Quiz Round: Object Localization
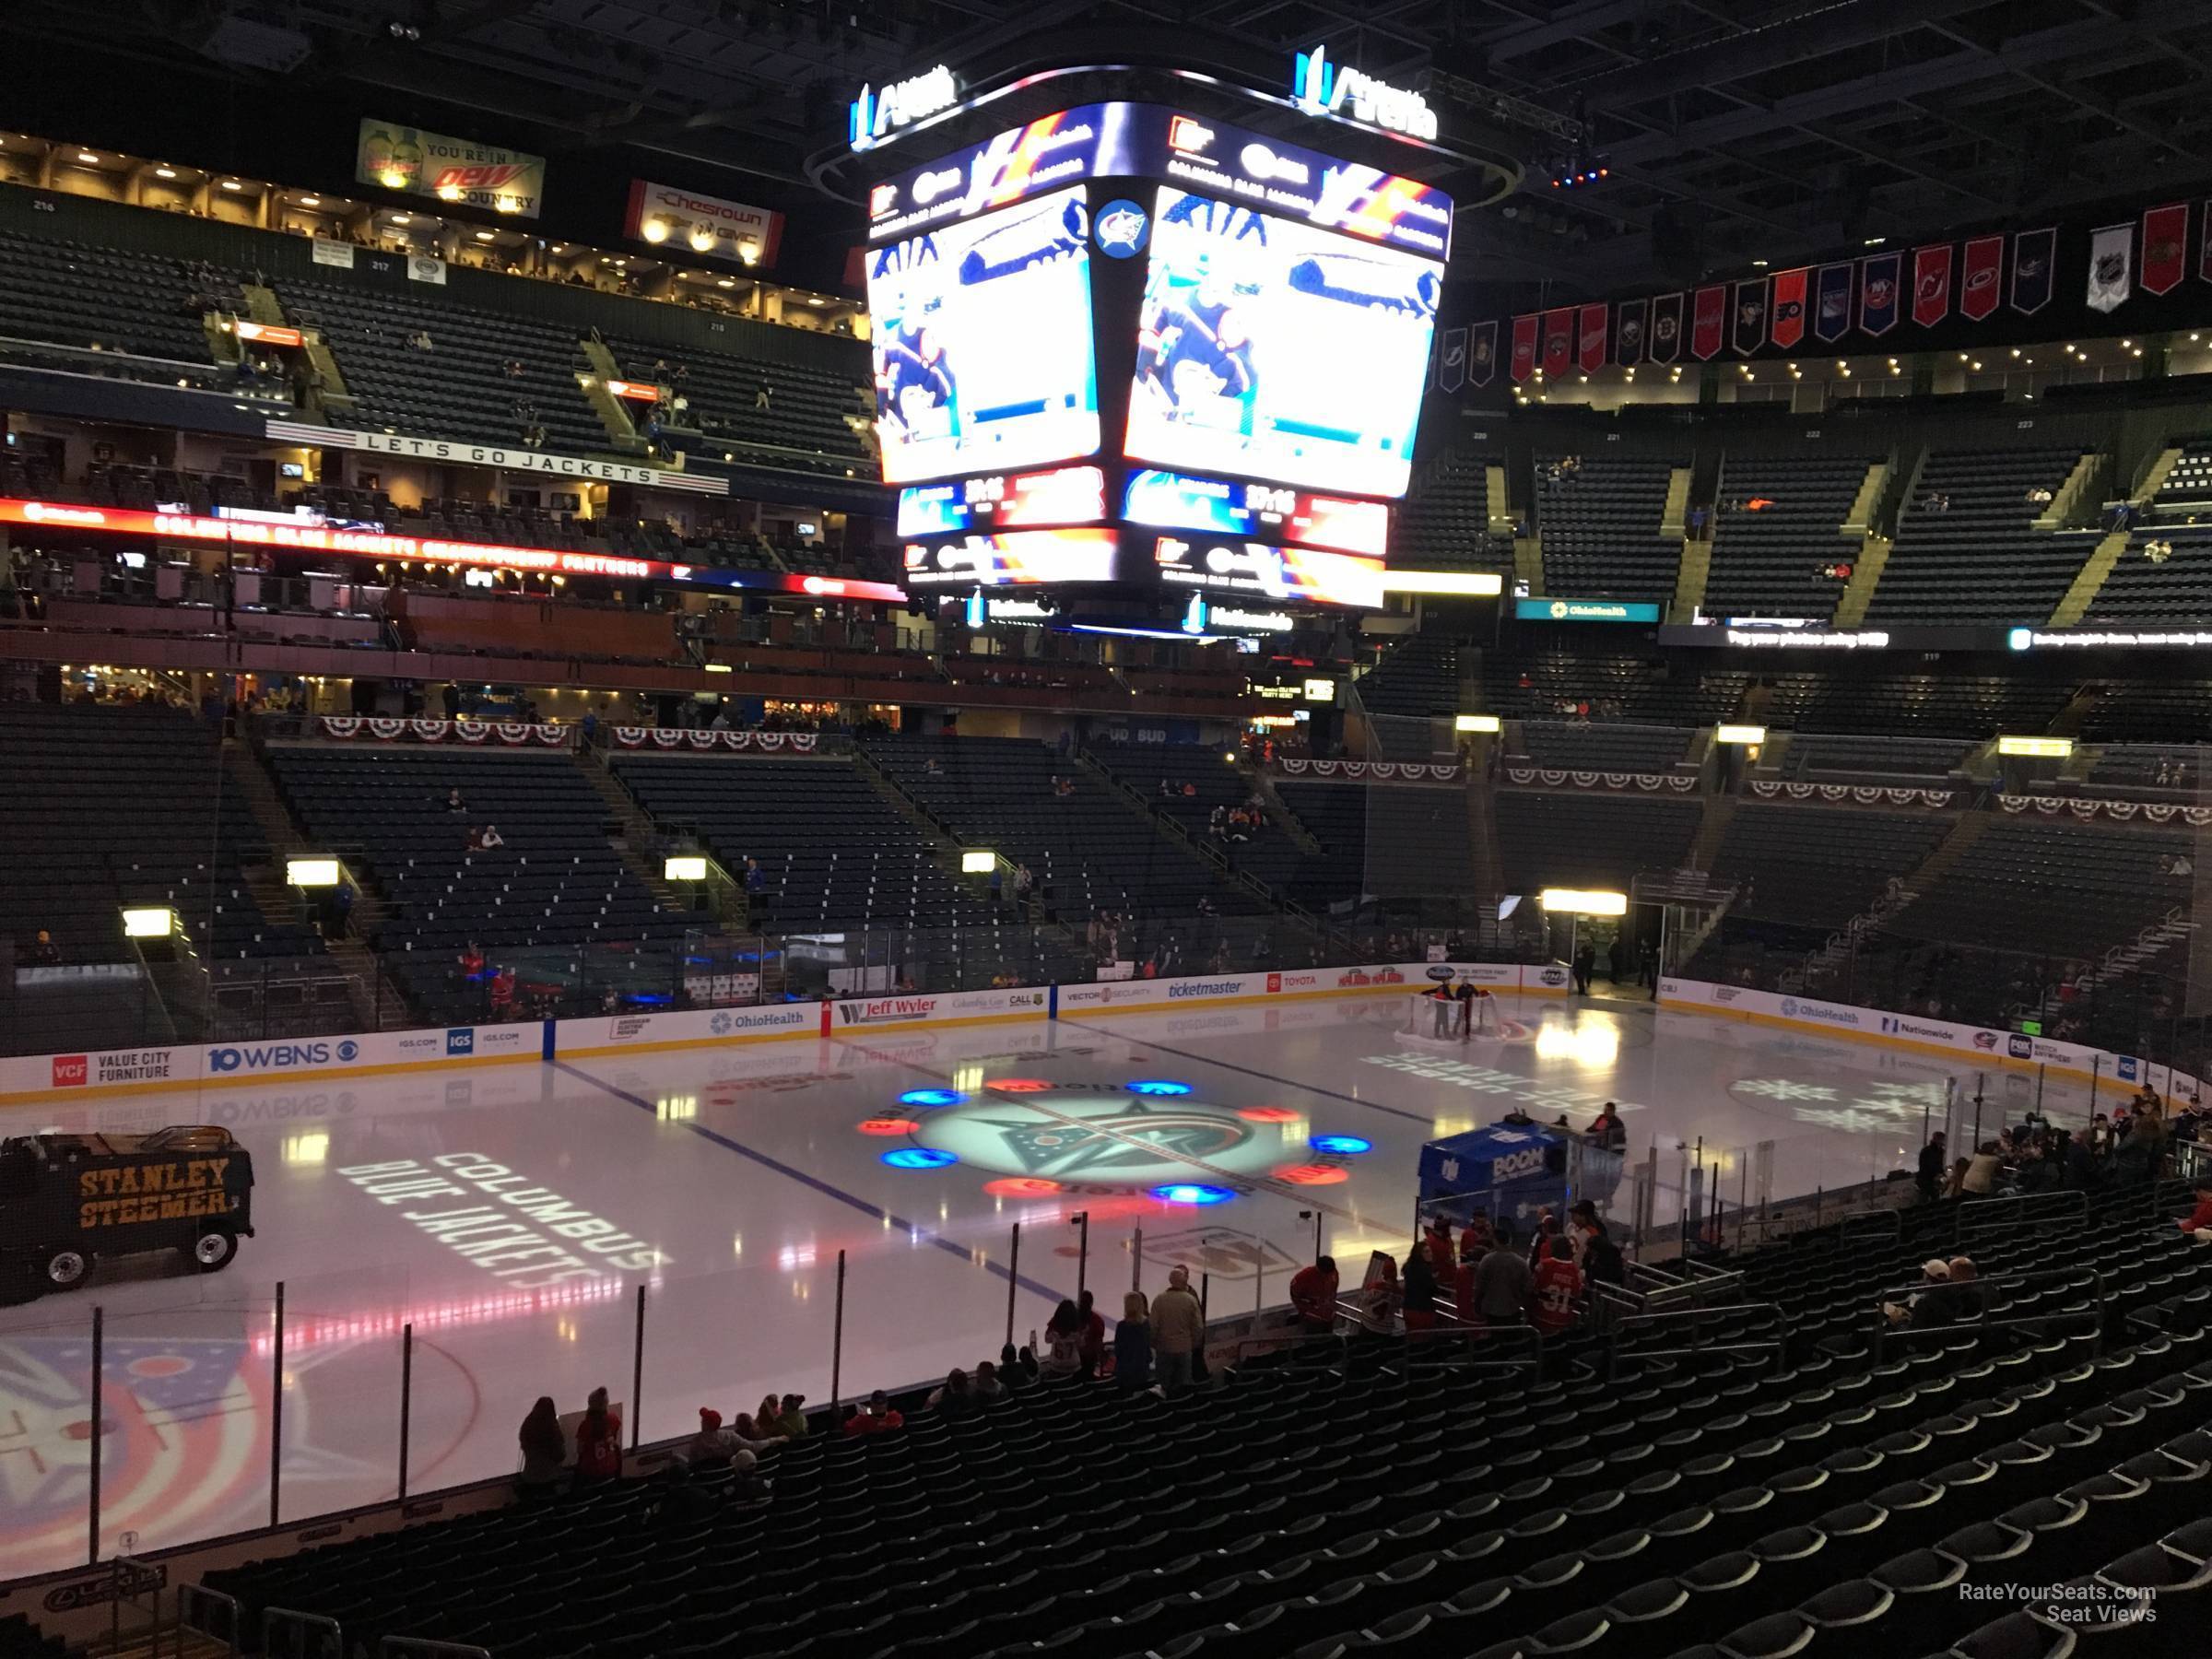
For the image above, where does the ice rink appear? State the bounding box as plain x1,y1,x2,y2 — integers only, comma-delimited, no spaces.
0,988,2105,1579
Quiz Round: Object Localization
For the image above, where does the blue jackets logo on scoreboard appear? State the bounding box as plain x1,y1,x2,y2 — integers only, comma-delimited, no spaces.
1095,199,1150,258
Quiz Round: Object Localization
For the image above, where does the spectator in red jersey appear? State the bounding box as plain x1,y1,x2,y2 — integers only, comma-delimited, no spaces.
1041,1300,1086,1377
489,965,517,1016
574,1386,623,1485
2179,1177,2212,1236
1289,1255,1339,1333
844,1390,904,1436
1532,1235,1583,1334
518,1396,566,1498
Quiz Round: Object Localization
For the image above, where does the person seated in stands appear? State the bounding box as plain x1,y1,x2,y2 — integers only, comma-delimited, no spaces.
725,1448,770,1502
476,822,505,852
772,1393,810,1437
1961,1139,2004,1195
844,1390,903,1436
687,1407,735,1465
1181,780,1198,797
1586,1101,1627,1149
972,1361,1008,1403
409,330,434,351
573,1386,623,1486
1883,1258,1951,1325
924,756,944,776
489,964,517,1015
26,929,59,966
1532,1234,1583,1335
446,786,468,815
1288,1255,1340,1334
928,1369,979,1416
518,1396,567,1498
755,379,772,411
1000,1340,1040,1385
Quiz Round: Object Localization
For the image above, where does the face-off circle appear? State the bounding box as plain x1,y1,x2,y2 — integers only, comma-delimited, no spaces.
865,1082,1370,1199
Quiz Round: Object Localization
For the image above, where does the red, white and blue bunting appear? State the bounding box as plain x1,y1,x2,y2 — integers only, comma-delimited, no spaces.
2000,794,2212,825
1507,767,1699,794
1277,759,1460,782
320,716,571,747
610,727,818,753
1748,781,1958,808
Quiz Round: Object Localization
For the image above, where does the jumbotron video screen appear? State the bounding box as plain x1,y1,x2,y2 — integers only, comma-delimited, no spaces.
1126,187,1442,500
865,186,1101,485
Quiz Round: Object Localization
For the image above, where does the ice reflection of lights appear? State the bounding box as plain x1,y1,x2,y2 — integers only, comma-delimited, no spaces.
1128,1080,1194,1096
900,1089,962,1108
988,1077,1053,1092
883,1146,958,1169
282,1131,329,1165
951,1061,986,1094
1277,1163,1349,1185
983,1177,1063,1197
252,1277,625,1357
732,1234,744,1257
858,1116,921,1135
1310,1135,1371,1156
1151,1182,1233,1205
656,1095,698,1121
1535,1022,1619,1066
1237,1106,1300,1123
778,1244,818,1270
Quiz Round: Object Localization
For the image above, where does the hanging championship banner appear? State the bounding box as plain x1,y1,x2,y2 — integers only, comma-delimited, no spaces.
1615,298,1648,366
1857,251,1902,336
1689,285,1725,360
1959,236,2003,321
2087,223,2132,312
2140,203,2188,296
2010,226,2056,313
1769,268,1807,348
1731,278,1767,356
1439,326,1467,393
1812,264,1853,344
1510,314,1540,383
1467,321,1496,386
1912,243,1953,326
1542,308,1574,377
1649,292,1683,364
1577,302,1608,372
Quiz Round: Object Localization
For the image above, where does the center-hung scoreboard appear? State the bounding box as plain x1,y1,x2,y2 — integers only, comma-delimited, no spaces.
862,99,1454,618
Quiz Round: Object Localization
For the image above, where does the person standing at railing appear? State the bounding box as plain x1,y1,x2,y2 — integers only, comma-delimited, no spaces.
1289,1256,1339,1334
1532,1236,1582,1335
1152,1267,1204,1394
1114,1293,1153,1393
573,1386,622,1487
1916,1132,1947,1204
1402,1241,1439,1333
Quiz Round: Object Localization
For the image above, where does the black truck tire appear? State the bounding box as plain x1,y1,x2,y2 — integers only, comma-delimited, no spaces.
192,1227,239,1273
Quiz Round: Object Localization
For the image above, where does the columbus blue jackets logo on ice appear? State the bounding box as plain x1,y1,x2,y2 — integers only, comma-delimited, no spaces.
1094,198,1150,258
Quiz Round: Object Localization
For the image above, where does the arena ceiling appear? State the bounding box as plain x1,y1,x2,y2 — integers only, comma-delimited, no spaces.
16,0,2212,291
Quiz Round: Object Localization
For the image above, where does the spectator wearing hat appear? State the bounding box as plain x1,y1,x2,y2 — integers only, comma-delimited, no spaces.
844,1390,904,1436
1884,1258,1954,1326
687,1407,735,1465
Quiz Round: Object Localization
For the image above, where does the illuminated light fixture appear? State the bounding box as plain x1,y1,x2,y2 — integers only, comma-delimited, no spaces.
300,195,321,207
1454,713,1501,734
219,179,242,192
688,228,715,252
76,150,100,163
123,905,176,939
664,855,710,881
1715,724,1768,745
717,277,735,288
1310,1135,1371,1156
390,213,410,224
153,166,177,179
702,662,733,673
474,230,495,241
960,850,996,875
436,182,464,201
1539,888,1629,917
1150,1182,1232,1205
641,218,670,243
1997,735,2072,759
882,1147,957,1170
1302,677,1335,701
286,856,342,888
1753,259,1769,267
380,169,408,189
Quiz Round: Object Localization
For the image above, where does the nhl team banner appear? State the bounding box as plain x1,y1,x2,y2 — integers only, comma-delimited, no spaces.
1769,267,1808,348
1510,313,1540,382
1689,285,1725,360
1857,251,1902,336
1616,298,1648,366
1467,321,1497,386
1813,264,1853,344
1438,325,1467,394
1959,235,2003,321
1577,302,1608,372
2011,226,2056,313
1912,243,1953,327
1649,292,1683,364
2087,223,2132,312
1542,308,1574,377
1731,278,1767,357
2140,203,2188,296
356,119,547,217
625,180,785,269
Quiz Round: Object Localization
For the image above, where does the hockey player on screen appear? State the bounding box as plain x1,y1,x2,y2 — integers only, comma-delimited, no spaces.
1135,267,1258,432
877,320,957,440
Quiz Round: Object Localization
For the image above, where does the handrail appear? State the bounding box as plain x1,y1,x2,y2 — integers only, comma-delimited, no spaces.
264,1606,343,1659
382,1639,494,1658
1607,1337,1785,1382
1953,1187,2090,1247
177,1583,243,1655
1865,1264,2105,1363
